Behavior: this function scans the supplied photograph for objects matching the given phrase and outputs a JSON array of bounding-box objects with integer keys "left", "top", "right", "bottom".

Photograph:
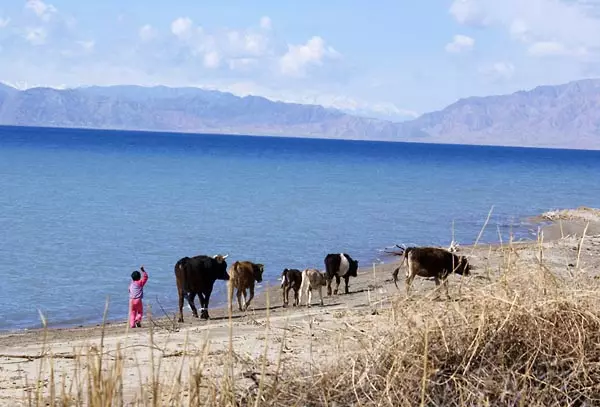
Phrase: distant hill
[
  {"left": 402, "top": 78, "right": 600, "bottom": 150},
  {"left": 0, "top": 79, "right": 600, "bottom": 149},
  {"left": 0, "top": 84, "right": 425, "bottom": 141}
]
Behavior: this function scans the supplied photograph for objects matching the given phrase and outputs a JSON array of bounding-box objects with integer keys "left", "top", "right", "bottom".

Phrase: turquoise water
[{"left": 1, "top": 125, "right": 599, "bottom": 330}]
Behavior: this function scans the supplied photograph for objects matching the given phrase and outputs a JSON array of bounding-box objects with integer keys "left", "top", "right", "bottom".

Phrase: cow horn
[{"left": 222, "top": 254, "right": 229, "bottom": 259}]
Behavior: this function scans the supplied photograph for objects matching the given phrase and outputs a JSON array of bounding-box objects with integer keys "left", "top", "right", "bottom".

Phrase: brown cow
[
  {"left": 227, "top": 261, "right": 264, "bottom": 312},
  {"left": 280, "top": 268, "right": 302, "bottom": 307},
  {"left": 390, "top": 246, "right": 471, "bottom": 299},
  {"left": 299, "top": 268, "right": 327, "bottom": 307}
]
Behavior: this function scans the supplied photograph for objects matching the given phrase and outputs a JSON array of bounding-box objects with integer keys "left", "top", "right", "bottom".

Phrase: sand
[{"left": 1, "top": 207, "right": 600, "bottom": 405}]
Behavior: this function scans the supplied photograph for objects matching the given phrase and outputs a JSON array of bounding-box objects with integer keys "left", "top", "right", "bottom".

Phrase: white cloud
[
  {"left": 479, "top": 61, "right": 515, "bottom": 81},
  {"left": 228, "top": 58, "right": 258, "bottom": 71},
  {"left": 25, "top": 0, "right": 57, "bottom": 22},
  {"left": 171, "top": 17, "right": 194, "bottom": 40},
  {"left": 24, "top": 27, "right": 48, "bottom": 45},
  {"left": 445, "top": 34, "right": 475, "bottom": 53},
  {"left": 449, "top": 0, "right": 489, "bottom": 26},
  {"left": 279, "top": 36, "right": 340, "bottom": 77},
  {"left": 139, "top": 24, "right": 157, "bottom": 42},
  {"left": 0, "top": 17, "right": 10, "bottom": 28},
  {"left": 203, "top": 51, "right": 221, "bottom": 69},
  {"left": 449, "top": 0, "right": 600, "bottom": 61},
  {"left": 77, "top": 40, "right": 95, "bottom": 53},
  {"left": 227, "top": 31, "right": 269, "bottom": 57},
  {"left": 528, "top": 41, "right": 588, "bottom": 57},
  {"left": 260, "top": 16, "right": 272, "bottom": 30}
]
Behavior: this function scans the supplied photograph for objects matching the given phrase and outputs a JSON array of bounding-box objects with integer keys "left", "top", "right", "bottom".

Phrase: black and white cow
[{"left": 323, "top": 253, "right": 359, "bottom": 296}]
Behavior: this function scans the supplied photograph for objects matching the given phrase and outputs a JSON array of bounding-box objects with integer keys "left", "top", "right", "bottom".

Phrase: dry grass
[{"left": 17, "top": 233, "right": 600, "bottom": 406}]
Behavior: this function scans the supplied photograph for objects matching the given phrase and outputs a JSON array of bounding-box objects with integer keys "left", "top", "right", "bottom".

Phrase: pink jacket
[{"left": 129, "top": 271, "right": 148, "bottom": 300}]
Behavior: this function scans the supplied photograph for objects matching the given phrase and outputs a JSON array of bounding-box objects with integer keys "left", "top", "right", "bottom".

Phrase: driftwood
[
  {"left": 0, "top": 347, "right": 195, "bottom": 362},
  {"left": 0, "top": 353, "right": 77, "bottom": 361}
]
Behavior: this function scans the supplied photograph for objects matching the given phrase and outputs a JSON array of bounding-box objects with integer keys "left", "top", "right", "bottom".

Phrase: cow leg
[
  {"left": 343, "top": 275, "right": 350, "bottom": 294},
  {"left": 236, "top": 289, "right": 244, "bottom": 312},
  {"left": 326, "top": 277, "right": 333, "bottom": 296},
  {"left": 333, "top": 275, "right": 341, "bottom": 295},
  {"left": 433, "top": 277, "right": 442, "bottom": 300},
  {"left": 199, "top": 292, "right": 210, "bottom": 319},
  {"left": 293, "top": 288, "right": 299, "bottom": 306},
  {"left": 187, "top": 293, "right": 199, "bottom": 318},
  {"left": 318, "top": 286, "right": 324, "bottom": 306},
  {"left": 282, "top": 286, "right": 288, "bottom": 307},
  {"left": 405, "top": 273, "right": 416, "bottom": 298},
  {"left": 443, "top": 278, "right": 450, "bottom": 300},
  {"left": 245, "top": 285, "right": 255, "bottom": 311},
  {"left": 299, "top": 283, "right": 305, "bottom": 306},
  {"left": 177, "top": 289, "right": 185, "bottom": 323},
  {"left": 307, "top": 288, "right": 312, "bottom": 308}
]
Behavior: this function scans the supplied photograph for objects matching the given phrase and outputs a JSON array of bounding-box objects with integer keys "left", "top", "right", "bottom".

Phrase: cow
[
  {"left": 174, "top": 254, "right": 229, "bottom": 322},
  {"left": 323, "top": 253, "right": 359, "bottom": 296},
  {"left": 390, "top": 246, "right": 471, "bottom": 299},
  {"left": 227, "top": 261, "right": 264, "bottom": 312},
  {"left": 299, "top": 268, "right": 327, "bottom": 307},
  {"left": 280, "top": 268, "right": 302, "bottom": 307}
]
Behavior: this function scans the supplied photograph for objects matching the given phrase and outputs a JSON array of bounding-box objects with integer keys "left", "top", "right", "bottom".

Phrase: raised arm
[{"left": 139, "top": 266, "right": 149, "bottom": 287}]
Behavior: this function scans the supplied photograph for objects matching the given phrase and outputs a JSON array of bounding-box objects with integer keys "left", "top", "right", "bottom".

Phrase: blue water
[{"left": 1, "top": 125, "right": 599, "bottom": 331}]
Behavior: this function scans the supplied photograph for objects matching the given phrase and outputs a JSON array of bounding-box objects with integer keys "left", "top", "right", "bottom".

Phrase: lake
[{"left": 1, "top": 125, "right": 599, "bottom": 331}]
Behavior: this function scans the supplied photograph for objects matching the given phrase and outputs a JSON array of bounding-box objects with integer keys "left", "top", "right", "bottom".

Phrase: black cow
[
  {"left": 174, "top": 254, "right": 230, "bottom": 322},
  {"left": 324, "top": 253, "right": 359, "bottom": 296},
  {"left": 391, "top": 246, "right": 471, "bottom": 299},
  {"left": 280, "top": 268, "right": 302, "bottom": 307}
]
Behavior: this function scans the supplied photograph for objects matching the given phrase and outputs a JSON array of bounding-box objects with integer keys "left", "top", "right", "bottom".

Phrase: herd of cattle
[{"left": 174, "top": 246, "right": 472, "bottom": 322}]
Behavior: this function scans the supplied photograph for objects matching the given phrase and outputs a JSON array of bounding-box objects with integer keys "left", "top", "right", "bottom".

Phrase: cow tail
[
  {"left": 231, "top": 261, "right": 240, "bottom": 278},
  {"left": 175, "top": 258, "right": 191, "bottom": 299},
  {"left": 392, "top": 248, "right": 410, "bottom": 289},
  {"left": 392, "top": 266, "right": 401, "bottom": 289}
]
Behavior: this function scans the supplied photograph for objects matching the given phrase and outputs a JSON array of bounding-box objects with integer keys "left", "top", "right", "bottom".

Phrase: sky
[{"left": 0, "top": 0, "right": 600, "bottom": 120}]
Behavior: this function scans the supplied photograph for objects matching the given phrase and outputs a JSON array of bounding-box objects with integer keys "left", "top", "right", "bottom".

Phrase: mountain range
[{"left": 1, "top": 78, "right": 599, "bottom": 150}]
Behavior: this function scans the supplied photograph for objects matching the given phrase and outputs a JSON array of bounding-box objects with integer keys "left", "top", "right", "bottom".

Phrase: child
[{"left": 129, "top": 265, "right": 148, "bottom": 328}]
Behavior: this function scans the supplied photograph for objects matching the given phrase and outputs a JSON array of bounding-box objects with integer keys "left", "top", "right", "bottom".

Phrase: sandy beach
[{"left": 1, "top": 207, "right": 600, "bottom": 406}]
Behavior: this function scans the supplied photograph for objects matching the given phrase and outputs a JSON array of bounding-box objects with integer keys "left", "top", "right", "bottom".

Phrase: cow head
[
  {"left": 454, "top": 255, "right": 471, "bottom": 276},
  {"left": 348, "top": 258, "right": 359, "bottom": 277},
  {"left": 254, "top": 264, "right": 265, "bottom": 283},
  {"left": 281, "top": 269, "right": 289, "bottom": 287},
  {"left": 213, "top": 254, "right": 230, "bottom": 280}
]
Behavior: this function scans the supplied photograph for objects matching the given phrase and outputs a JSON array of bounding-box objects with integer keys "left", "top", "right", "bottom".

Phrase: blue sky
[{"left": 0, "top": 0, "right": 599, "bottom": 120}]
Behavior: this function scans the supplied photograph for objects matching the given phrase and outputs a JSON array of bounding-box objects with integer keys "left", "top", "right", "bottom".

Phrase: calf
[
  {"left": 391, "top": 246, "right": 471, "bottom": 299},
  {"left": 324, "top": 253, "right": 359, "bottom": 296},
  {"left": 228, "top": 261, "right": 264, "bottom": 312},
  {"left": 280, "top": 268, "right": 302, "bottom": 307},
  {"left": 299, "top": 268, "right": 327, "bottom": 307}
]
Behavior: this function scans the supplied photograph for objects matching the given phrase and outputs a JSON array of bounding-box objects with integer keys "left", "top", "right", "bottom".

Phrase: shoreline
[
  {"left": 0, "top": 207, "right": 596, "bottom": 339},
  {"left": 2, "top": 207, "right": 597, "bottom": 336},
  {"left": 1, "top": 207, "right": 599, "bottom": 405}
]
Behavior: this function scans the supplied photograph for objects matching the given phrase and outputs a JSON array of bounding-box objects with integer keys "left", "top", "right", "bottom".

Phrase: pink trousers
[{"left": 129, "top": 298, "right": 143, "bottom": 327}]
